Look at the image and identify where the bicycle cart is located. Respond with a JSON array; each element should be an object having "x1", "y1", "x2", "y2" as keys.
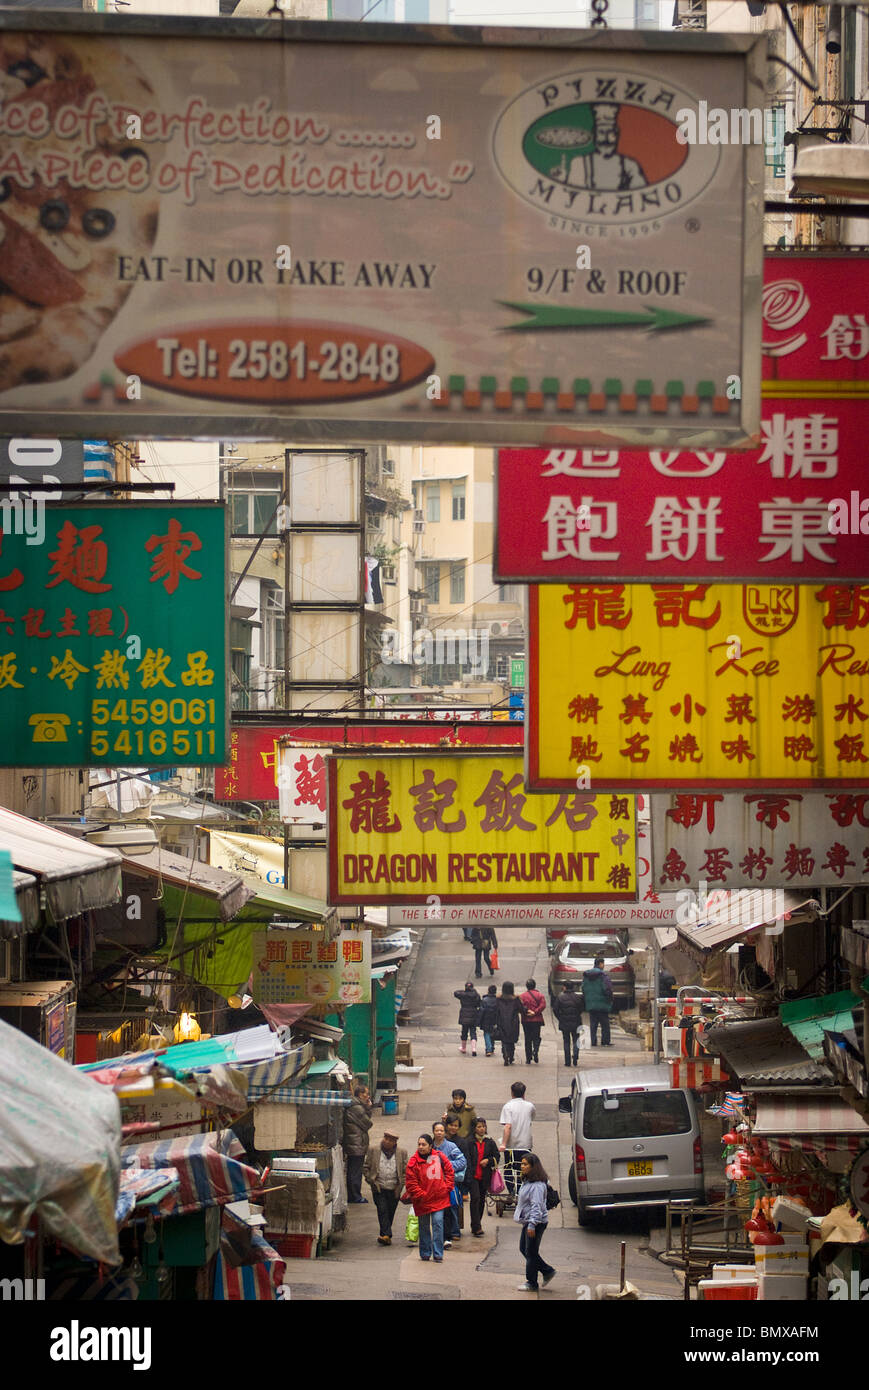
[{"x1": 486, "y1": 1148, "x2": 526, "y2": 1218}]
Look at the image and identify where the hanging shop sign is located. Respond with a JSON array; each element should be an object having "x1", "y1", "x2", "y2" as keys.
[
  {"x1": 327, "y1": 752, "x2": 637, "y2": 905},
  {"x1": 494, "y1": 253, "x2": 869, "y2": 583},
  {"x1": 0, "y1": 502, "x2": 226, "y2": 766},
  {"x1": 251, "y1": 929, "x2": 371, "y2": 1006},
  {"x1": 385, "y1": 803, "x2": 678, "y2": 926},
  {"x1": 527, "y1": 582, "x2": 869, "y2": 793},
  {"x1": 277, "y1": 746, "x2": 328, "y2": 826},
  {"x1": 651, "y1": 792, "x2": 869, "y2": 890},
  {"x1": 215, "y1": 719, "x2": 522, "y2": 801},
  {"x1": 209, "y1": 831, "x2": 285, "y2": 886},
  {"x1": 496, "y1": 402, "x2": 869, "y2": 583},
  {"x1": 0, "y1": 15, "x2": 762, "y2": 447},
  {"x1": 0, "y1": 438, "x2": 86, "y2": 499}
]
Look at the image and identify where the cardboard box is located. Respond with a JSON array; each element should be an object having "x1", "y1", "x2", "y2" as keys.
[
  {"x1": 712, "y1": 1264, "x2": 759, "y2": 1280},
  {"x1": 755, "y1": 1246, "x2": 809, "y2": 1276},
  {"x1": 757, "y1": 1273, "x2": 807, "y2": 1301}
]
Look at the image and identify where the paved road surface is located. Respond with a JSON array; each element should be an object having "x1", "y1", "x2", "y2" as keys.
[{"x1": 280, "y1": 924, "x2": 684, "y2": 1301}]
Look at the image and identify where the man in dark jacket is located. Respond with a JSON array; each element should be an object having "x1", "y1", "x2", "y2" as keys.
[
  {"x1": 469, "y1": 926, "x2": 497, "y2": 978},
  {"x1": 342, "y1": 1083, "x2": 373, "y2": 1202},
  {"x1": 583, "y1": 957, "x2": 614, "y2": 1047},
  {"x1": 519, "y1": 977, "x2": 547, "y2": 1064},
  {"x1": 553, "y1": 981, "x2": 583, "y2": 1065},
  {"x1": 454, "y1": 981, "x2": 482, "y2": 1055},
  {"x1": 496, "y1": 982, "x2": 522, "y2": 1066}
]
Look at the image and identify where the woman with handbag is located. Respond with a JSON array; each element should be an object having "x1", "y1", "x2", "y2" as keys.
[
  {"x1": 402, "y1": 1134, "x2": 455, "y2": 1263},
  {"x1": 467, "y1": 1117, "x2": 500, "y2": 1236}
]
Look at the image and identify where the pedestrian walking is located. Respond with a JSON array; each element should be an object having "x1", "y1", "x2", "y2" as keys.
[
  {"x1": 479, "y1": 983, "x2": 499, "y2": 1056},
  {"x1": 553, "y1": 981, "x2": 584, "y2": 1066},
  {"x1": 519, "y1": 977, "x2": 547, "y2": 1064},
  {"x1": 467, "y1": 1117, "x2": 500, "y2": 1237},
  {"x1": 454, "y1": 980, "x2": 482, "y2": 1055},
  {"x1": 514, "y1": 1153, "x2": 557, "y2": 1292},
  {"x1": 342, "y1": 1083, "x2": 373, "y2": 1203},
  {"x1": 440, "y1": 1088, "x2": 477, "y2": 1139},
  {"x1": 363, "y1": 1130, "x2": 408, "y2": 1245},
  {"x1": 469, "y1": 926, "x2": 497, "y2": 978},
  {"x1": 431, "y1": 1120, "x2": 467, "y2": 1245},
  {"x1": 499, "y1": 1079, "x2": 535, "y2": 1197},
  {"x1": 495, "y1": 980, "x2": 522, "y2": 1065},
  {"x1": 583, "y1": 955, "x2": 614, "y2": 1047},
  {"x1": 445, "y1": 1113, "x2": 473, "y2": 1234},
  {"x1": 403, "y1": 1134, "x2": 455, "y2": 1264}
]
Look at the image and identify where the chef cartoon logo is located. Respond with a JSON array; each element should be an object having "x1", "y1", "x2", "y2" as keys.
[{"x1": 493, "y1": 70, "x2": 721, "y2": 229}]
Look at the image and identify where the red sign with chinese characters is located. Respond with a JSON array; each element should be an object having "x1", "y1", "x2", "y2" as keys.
[
  {"x1": 216, "y1": 718, "x2": 523, "y2": 802},
  {"x1": 495, "y1": 253, "x2": 869, "y2": 583},
  {"x1": 651, "y1": 791, "x2": 869, "y2": 888}
]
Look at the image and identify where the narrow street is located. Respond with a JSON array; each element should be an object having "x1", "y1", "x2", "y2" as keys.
[{"x1": 281, "y1": 926, "x2": 684, "y2": 1301}]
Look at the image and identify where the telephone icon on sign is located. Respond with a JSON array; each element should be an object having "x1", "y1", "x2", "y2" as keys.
[{"x1": 28, "y1": 714, "x2": 70, "y2": 743}]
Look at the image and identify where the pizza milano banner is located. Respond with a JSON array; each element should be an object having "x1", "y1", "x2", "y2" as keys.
[
  {"x1": 0, "y1": 16, "x2": 762, "y2": 446},
  {"x1": 327, "y1": 753, "x2": 637, "y2": 905},
  {"x1": 528, "y1": 583, "x2": 869, "y2": 792}
]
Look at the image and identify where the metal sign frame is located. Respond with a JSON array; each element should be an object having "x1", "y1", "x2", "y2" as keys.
[{"x1": 0, "y1": 13, "x2": 764, "y2": 446}]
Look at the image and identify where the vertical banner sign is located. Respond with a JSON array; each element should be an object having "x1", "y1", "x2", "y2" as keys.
[
  {"x1": 528, "y1": 583, "x2": 869, "y2": 792},
  {"x1": 0, "y1": 16, "x2": 762, "y2": 446},
  {"x1": 651, "y1": 791, "x2": 869, "y2": 889},
  {"x1": 0, "y1": 503, "x2": 227, "y2": 765},
  {"x1": 495, "y1": 253, "x2": 869, "y2": 584},
  {"x1": 278, "y1": 746, "x2": 328, "y2": 825},
  {"x1": 327, "y1": 752, "x2": 637, "y2": 905},
  {"x1": 252, "y1": 929, "x2": 371, "y2": 1005}
]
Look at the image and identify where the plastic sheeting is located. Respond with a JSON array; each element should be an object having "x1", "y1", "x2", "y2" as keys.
[{"x1": 0, "y1": 1018, "x2": 121, "y2": 1265}]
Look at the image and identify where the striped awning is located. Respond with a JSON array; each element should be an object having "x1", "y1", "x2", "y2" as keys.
[
  {"x1": 751, "y1": 1095, "x2": 869, "y2": 1157},
  {"x1": 248, "y1": 1085, "x2": 352, "y2": 1106},
  {"x1": 670, "y1": 1058, "x2": 729, "y2": 1088}
]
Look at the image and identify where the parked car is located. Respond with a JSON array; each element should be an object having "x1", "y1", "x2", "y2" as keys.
[
  {"x1": 559, "y1": 1064, "x2": 704, "y2": 1225},
  {"x1": 547, "y1": 933, "x2": 635, "y2": 1010},
  {"x1": 546, "y1": 924, "x2": 627, "y2": 954}
]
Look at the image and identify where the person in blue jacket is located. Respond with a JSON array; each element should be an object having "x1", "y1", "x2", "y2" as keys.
[
  {"x1": 514, "y1": 1153, "x2": 556, "y2": 1292},
  {"x1": 431, "y1": 1119, "x2": 467, "y2": 1246}
]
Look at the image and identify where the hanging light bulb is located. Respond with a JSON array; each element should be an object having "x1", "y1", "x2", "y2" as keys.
[
  {"x1": 143, "y1": 1213, "x2": 157, "y2": 1245},
  {"x1": 127, "y1": 1252, "x2": 144, "y2": 1280}
]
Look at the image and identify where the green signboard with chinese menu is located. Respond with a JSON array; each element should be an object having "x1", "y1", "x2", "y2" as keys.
[{"x1": 0, "y1": 503, "x2": 227, "y2": 766}]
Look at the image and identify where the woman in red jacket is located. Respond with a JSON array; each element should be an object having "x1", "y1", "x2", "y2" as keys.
[{"x1": 403, "y1": 1134, "x2": 455, "y2": 1263}]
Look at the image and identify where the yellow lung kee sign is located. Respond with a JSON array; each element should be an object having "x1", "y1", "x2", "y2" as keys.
[
  {"x1": 327, "y1": 753, "x2": 636, "y2": 905},
  {"x1": 528, "y1": 583, "x2": 869, "y2": 792}
]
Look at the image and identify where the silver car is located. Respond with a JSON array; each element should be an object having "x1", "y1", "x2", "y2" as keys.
[
  {"x1": 547, "y1": 933, "x2": 635, "y2": 1010},
  {"x1": 559, "y1": 1064, "x2": 704, "y2": 1225}
]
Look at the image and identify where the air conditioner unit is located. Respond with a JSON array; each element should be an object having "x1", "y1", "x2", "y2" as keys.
[
  {"x1": 662, "y1": 1027, "x2": 683, "y2": 1059},
  {"x1": 410, "y1": 598, "x2": 427, "y2": 616},
  {"x1": 382, "y1": 458, "x2": 395, "y2": 477},
  {"x1": 489, "y1": 621, "x2": 510, "y2": 638}
]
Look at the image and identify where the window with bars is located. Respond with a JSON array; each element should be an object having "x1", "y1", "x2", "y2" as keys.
[{"x1": 451, "y1": 481, "x2": 466, "y2": 521}]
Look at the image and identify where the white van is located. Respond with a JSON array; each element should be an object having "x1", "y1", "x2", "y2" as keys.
[{"x1": 559, "y1": 1064, "x2": 704, "y2": 1224}]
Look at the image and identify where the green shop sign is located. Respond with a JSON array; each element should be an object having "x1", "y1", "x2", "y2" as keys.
[{"x1": 0, "y1": 503, "x2": 227, "y2": 766}]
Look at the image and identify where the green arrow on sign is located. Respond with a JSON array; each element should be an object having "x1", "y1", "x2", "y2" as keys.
[{"x1": 499, "y1": 302, "x2": 711, "y2": 332}]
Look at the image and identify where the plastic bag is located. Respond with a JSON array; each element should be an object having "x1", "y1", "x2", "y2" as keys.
[
  {"x1": 405, "y1": 1211, "x2": 419, "y2": 1244},
  {"x1": 489, "y1": 1166, "x2": 506, "y2": 1197},
  {"x1": 490, "y1": 948, "x2": 499, "y2": 970}
]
